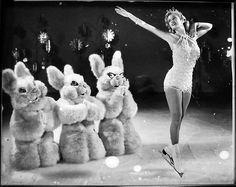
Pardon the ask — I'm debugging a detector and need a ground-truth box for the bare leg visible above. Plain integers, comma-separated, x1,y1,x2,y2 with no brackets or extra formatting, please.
179,91,192,132
164,88,192,173
165,87,183,145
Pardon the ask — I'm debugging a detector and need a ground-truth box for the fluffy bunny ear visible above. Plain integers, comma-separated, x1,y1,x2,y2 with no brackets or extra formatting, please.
64,64,74,76
89,54,105,79
35,80,48,97
14,61,32,78
46,66,65,90
111,51,124,71
2,69,17,95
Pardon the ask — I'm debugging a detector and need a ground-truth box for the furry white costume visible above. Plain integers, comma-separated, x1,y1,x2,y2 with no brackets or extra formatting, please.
46,64,106,163
2,62,60,170
89,51,142,156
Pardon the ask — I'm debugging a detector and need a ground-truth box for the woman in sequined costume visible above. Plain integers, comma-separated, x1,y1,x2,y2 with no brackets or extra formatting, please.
115,6,212,173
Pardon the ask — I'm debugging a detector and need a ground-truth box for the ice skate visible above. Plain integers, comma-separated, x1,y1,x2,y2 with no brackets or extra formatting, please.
159,144,184,177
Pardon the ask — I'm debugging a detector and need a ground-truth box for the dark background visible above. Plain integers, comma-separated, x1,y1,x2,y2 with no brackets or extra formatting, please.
0,1,233,111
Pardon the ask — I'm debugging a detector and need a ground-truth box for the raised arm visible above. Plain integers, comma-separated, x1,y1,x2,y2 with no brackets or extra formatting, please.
191,22,213,39
115,6,175,44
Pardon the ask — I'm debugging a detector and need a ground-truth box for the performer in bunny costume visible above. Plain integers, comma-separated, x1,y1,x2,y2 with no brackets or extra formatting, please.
89,50,142,156
2,62,60,170
46,64,106,163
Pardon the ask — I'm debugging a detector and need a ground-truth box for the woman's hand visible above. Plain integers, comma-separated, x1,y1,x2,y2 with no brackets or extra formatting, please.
115,6,132,18
115,6,143,25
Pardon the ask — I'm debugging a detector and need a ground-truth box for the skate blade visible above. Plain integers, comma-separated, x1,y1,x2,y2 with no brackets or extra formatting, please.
159,150,184,178
161,149,174,165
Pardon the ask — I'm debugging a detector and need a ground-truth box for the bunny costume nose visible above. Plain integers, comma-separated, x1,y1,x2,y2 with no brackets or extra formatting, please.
115,75,124,82
76,83,88,95
30,87,38,94
28,87,40,101
28,94,38,102
111,75,125,88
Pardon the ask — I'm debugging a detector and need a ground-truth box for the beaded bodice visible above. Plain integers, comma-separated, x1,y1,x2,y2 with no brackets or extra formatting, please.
172,34,200,72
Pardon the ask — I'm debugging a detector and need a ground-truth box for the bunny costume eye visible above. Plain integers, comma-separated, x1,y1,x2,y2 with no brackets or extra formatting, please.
71,81,79,86
19,87,27,94
107,72,116,79
107,72,125,79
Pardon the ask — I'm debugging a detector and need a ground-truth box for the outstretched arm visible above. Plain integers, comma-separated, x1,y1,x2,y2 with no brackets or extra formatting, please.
191,22,213,39
115,6,174,44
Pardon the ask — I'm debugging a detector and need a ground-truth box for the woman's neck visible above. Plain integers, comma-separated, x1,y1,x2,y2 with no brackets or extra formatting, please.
175,27,186,36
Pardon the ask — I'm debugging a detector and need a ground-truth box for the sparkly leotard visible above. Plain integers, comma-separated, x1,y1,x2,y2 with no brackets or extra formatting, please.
164,34,200,93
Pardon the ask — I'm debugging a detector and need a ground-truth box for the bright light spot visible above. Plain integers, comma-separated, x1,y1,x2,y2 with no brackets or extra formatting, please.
227,48,232,57
42,66,45,70
227,38,232,42
219,151,229,160
23,58,28,62
133,165,142,172
105,156,119,168
227,46,231,49
221,47,224,50
138,177,142,180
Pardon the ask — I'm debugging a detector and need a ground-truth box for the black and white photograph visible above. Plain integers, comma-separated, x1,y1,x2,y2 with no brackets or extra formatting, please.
1,0,235,185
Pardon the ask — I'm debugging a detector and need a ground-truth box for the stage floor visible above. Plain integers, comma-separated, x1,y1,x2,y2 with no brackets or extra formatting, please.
1,96,234,185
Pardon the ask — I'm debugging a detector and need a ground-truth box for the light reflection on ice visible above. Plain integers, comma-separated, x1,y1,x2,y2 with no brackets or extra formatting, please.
219,151,229,160
133,165,142,172
105,156,120,168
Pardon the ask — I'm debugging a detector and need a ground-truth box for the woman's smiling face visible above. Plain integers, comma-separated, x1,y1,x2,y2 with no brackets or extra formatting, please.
167,14,183,30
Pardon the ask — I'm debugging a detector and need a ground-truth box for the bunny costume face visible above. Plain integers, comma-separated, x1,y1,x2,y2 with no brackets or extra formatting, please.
89,51,129,92
2,62,48,110
47,64,91,104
